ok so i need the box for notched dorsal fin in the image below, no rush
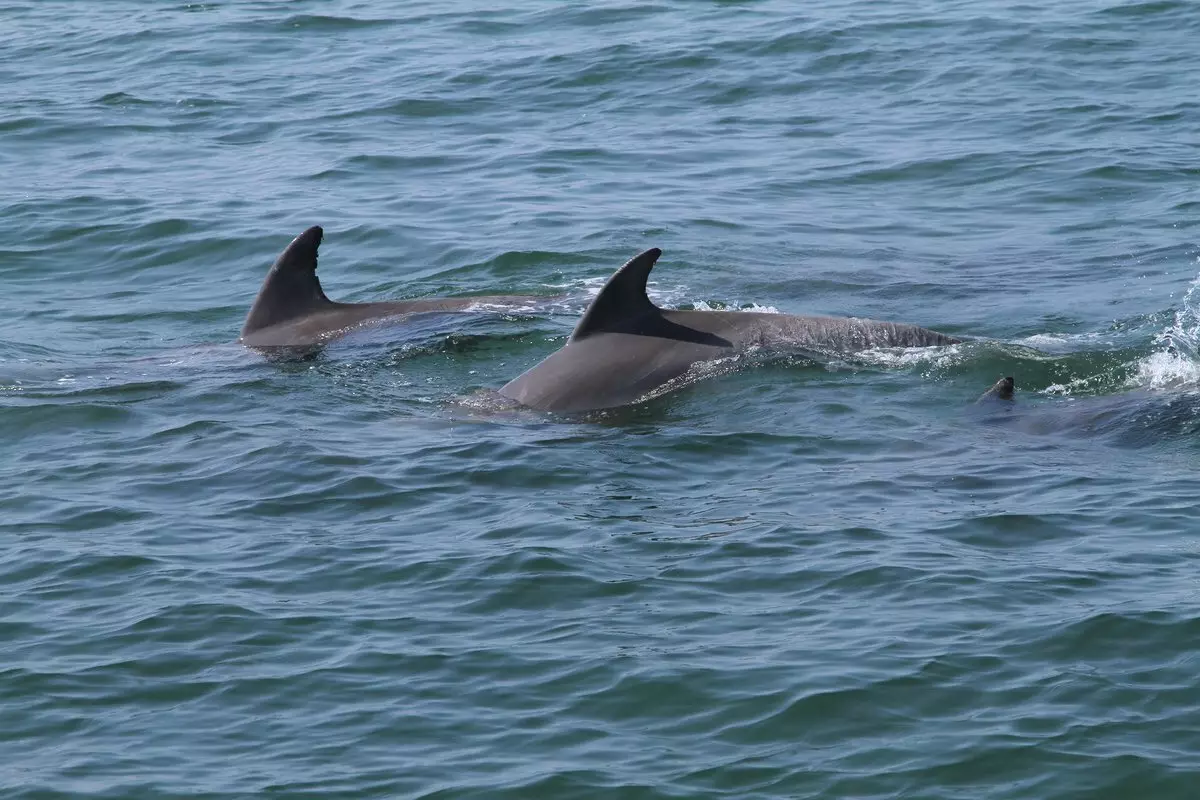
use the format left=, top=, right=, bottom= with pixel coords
left=241, top=226, right=332, bottom=337
left=570, top=247, right=662, bottom=342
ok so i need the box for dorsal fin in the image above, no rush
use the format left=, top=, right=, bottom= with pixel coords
left=570, top=248, right=662, bottom=342
left=976, top=376, right=1015, bottom=404
left=241, top=226, right=332, bottom=337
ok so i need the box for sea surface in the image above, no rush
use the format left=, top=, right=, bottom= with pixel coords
left=3, top=1, right=1200, bottom=798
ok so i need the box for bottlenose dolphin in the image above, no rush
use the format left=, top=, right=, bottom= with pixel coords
left=977, top=376, right=1015, bottom=404
left=241, top=226, right=553, bottom=347
left=972, top=375, right=1200, bottom=445
left=499, top=247, right=961, bottom=412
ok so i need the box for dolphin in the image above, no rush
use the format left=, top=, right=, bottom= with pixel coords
left=499, top=247, right=962, bottom=412
left=971, top=375, right=1200, bottom=445
left=976, top=376, right=1015, bottom=404
left=241, top=226, right=554, bottom=348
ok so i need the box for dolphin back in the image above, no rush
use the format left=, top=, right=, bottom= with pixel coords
left=497, top=246, right=962, bottom=413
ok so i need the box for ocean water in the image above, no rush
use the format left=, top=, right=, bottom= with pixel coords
left=3, top=1, right=1200, bottom=797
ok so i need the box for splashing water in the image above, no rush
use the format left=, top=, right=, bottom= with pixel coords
left=1132, top=268, right=1200, bottom=390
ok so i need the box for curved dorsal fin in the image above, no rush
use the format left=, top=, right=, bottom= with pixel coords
left=241, top=226, right=332, bottom=337
left=570, top=248, right=662, bottom=342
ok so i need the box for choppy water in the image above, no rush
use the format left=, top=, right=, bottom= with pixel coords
left=4, top=1, right=1200, bottom=797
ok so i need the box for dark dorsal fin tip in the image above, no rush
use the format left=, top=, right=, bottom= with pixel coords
left=279, top=225, right=323, bottom=274
left=570, top=247, right=663, bottom=342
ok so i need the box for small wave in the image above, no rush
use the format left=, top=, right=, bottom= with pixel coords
left=1127, top=350, right=1200, bottom=391
left=1124, top=265, right=1200, bottom=390
left=94, top=91, right=152, bottom=106
left=1096, top=0, right=1188, bottom=17
left=689, top=300, right=781, bottom=314
left=272, top=14, right=397, bottom=32
left=1017, top=331, right=1112, bottom=352
left=1043, top=374, right=1117, bottom=396
left=538, top=272, right=781, bottom=316
left=463, top=300, right=545, bottom=314
left=444, top=389, right=532, bottom=420
left=849, top=342, right=965, bottom=371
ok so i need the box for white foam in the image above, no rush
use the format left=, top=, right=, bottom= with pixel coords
left=1128, top=349, right=1200, bottom=390
left=1017, top=331, right=1109, bottom=352
left=1041, top=375, right=1108, bottom=396
left=464, top=300, right=543, bottom=313
left=1122, top=268, right=1200, bottom=390
left=687, top=300, right=781, bottom=314
left=852, top=343, right=964, bottom=370
left=537, top=273, right=785, bottom=318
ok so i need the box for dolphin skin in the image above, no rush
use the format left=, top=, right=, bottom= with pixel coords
left=969, top=375, right=1200, bottom=445
left=499, top=248, right=961, bottom=413
left=977, top=376, right=1015, bottom=403
left=241, top=226, right=552, bottom=347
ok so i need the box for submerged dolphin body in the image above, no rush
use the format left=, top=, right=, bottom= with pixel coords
left=241, top=226, right=551, bottom=348
left=972, top=375, right=1200, bottom=446
left=499, top=248, right=961, bottom=412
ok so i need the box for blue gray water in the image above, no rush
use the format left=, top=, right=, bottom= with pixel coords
left=4, top=1, right=1200, bottom=797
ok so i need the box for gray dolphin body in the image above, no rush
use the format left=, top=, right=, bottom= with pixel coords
left=972, top=375, right=1200, bottom=446
left=241, top=226, right=551, bottom=348
left=499, top=248, right=961, bottom=413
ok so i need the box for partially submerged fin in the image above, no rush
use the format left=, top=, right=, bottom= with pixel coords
left=241, top=226, right=332, bottom=338
left=570, top=248, right=662, bottom=342
left=976, top=376, right=1015, bottom=403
